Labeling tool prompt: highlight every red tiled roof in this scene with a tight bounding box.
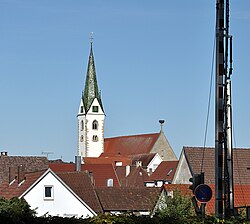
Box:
[0,155,48,185]
[147,161,178,182]
[120,166,149,187]
[0,170,47,199]
[84,156,132,166]
[129,153,157,167]
[104,133,160,156]
[164,184,250,215]
[95,187,162,212]
[57,171,103,213]
[49,163,120,187]
[164,184,192,197]
[184,147,250,184]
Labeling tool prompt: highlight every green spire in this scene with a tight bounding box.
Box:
[82,42,103,112]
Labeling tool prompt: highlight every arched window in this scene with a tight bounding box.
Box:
[92,120,98,130]
[80,120,84,131]
[93,135,98,142]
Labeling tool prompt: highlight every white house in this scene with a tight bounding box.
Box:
[0,168,99,218]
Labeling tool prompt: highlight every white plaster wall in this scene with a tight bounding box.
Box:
[23,172,95,218]
[78,98,105,157]
[147,154,163,173]
[172,152,192,184]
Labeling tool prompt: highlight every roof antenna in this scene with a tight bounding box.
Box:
[159,119,165,132]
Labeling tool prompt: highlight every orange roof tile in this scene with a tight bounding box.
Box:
[95,187,162,212]
[120,166,149,187]
[184,147,250,185]
[164,184,250,215]
[147,161,178,182]
[49,163,120,187]
[57,171,103,213]
[104,133,160,156]
[84,156,131,166]
[0,170,47,199]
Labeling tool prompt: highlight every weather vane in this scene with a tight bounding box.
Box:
[90,32,94,44]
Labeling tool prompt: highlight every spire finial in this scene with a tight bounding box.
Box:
[159,119,165,132]
[90,32,93,45]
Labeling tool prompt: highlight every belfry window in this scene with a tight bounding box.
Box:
[80,120,84,131]
[92,120,98,130]
[93,135,98,142]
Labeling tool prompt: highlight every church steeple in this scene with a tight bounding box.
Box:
[77,34,105,158]
[82,37,103,113]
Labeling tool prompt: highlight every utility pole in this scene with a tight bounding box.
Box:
[215,0,225,218]
[215,0,234,218]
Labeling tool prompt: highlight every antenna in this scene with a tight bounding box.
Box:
[41,151,54,159]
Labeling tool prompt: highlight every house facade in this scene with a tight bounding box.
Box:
[0,168,98,218]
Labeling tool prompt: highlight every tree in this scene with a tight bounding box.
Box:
[157,189,195,223]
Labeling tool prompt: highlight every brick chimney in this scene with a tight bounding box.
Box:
[1,151,8,157]
[18,165,25,184]
[9,167,17,184]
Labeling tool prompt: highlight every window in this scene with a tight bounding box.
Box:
[80,120,84,131]
[93,135,98,142]
[92,120,98,130]
[107,178,113,187]
[44,186,54,200]
[92,106,99,112]
[80,106,84,113]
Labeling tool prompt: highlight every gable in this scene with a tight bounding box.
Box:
[86,98,104,115]
[172,150,192,184]
[150,131,177,161]
[22,170,96,217]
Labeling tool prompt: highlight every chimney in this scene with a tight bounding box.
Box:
[1,151,8,157]
[75,156,82,172]
[18,165,25,184]
[125,165,130,176]
[136,160,142,167]
[88,171,94,185]
[9,167,17,184]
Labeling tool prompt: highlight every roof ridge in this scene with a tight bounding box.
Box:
[105,132,160,140]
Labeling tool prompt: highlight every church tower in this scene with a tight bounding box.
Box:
[77,36,105,158]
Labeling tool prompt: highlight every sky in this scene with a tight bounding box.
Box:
[0,0,250,162]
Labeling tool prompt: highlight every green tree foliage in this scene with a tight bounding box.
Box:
[157,189,195,222]
[0,197,36,223]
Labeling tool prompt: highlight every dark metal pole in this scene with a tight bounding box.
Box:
[215,0,225,218]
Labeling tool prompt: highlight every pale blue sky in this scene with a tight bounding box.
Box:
[0,0,249,161]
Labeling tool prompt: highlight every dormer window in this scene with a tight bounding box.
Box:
[92,120,98,130]
[107,178,113,187]
[92,106,99,113]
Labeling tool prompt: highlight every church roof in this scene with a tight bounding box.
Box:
[82,43,103,112]
[103,133,160,156]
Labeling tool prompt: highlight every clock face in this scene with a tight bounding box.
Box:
[80,135,84,142]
